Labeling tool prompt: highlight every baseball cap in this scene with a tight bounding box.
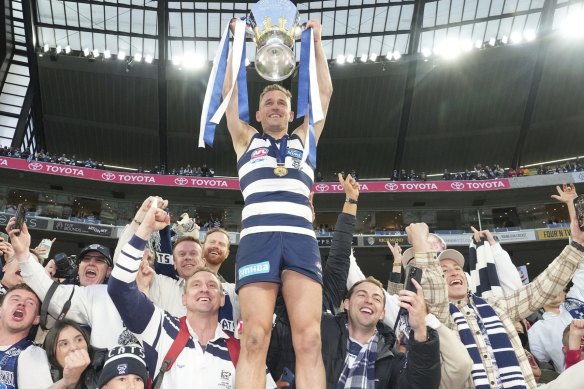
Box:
[97,345,148,388]
[78,244,113,267]
[401,248,415,266]
[437,249,465,268]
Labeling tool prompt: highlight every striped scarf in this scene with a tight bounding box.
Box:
[469,237,503,299]
[337,331,379,389]
[450,295,527,389]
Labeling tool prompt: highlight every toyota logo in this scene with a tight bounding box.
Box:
[174,177,188,186]
[450,182,465,190]
[102,172,116,181]
[28,162,43,171]
[314,184,329,192]
[385,183,399,191]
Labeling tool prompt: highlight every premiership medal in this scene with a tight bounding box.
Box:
[265,134,289,177]
[274,163,288,177]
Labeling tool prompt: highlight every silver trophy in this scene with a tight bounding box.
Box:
[248,0,302,82]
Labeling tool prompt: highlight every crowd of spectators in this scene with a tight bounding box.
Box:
[0,146,215,177]
[3,146,584,182]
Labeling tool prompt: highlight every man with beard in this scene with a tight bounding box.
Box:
[121,198,239,336]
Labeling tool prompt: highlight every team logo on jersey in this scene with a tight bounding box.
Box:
[287,148,303,160]
[251,148,269,159]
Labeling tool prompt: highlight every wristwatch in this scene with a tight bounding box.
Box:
[345,197,358,204]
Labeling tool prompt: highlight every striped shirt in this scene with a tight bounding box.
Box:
[237,132,315,239]
[109,235,276,389]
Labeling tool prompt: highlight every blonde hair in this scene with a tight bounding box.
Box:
[259,84,292,108]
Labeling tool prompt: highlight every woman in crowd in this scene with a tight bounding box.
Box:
[43,319,107,388]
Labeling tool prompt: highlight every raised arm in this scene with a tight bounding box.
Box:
[223,20,256,158]
[322,173,358,312]
[500,185,584,320]
[108,197,171,339]
[294,20,333,144]
[8,218,92,325]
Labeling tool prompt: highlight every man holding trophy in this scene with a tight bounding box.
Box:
[199,1,333,387]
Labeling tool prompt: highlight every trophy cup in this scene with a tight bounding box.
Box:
[248,0,302,82]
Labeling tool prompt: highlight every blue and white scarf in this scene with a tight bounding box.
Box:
[565,297,584,319]
[337,331,378,389]
[450,295,527,389]
[469,237,503,299]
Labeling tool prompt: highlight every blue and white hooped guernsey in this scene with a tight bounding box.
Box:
[237,132,315,239]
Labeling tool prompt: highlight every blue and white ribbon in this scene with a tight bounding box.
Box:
[297,28,324,168]
[199,18,249,148]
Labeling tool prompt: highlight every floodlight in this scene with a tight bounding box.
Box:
[43,44,49,53]
[92,49,99,57]
[103,50,111,59]
[393,51,401,60]
[369,53,377,62]
[117,50,126,60]
[360,53,367,62]
[421,48,431,58]
[56,45,62,54]
[134,53,142,62]
[501,35,509,44]
[83,48,90,56]
[64,45,71,54]
[474,40,483,49]
[385,52,393,60]
[336,54,346,64]
[562,9,584,38]
[346,54,355,63]
[510,32,522,44]
[524,30,536,42]
[145,54,153,64]
[488,37,496,46]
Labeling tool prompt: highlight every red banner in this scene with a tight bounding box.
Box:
[0,157,511,193]
[313,178,510,193]
[0,157,240,190]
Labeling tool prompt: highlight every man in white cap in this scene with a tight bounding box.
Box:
[408,185,584,389]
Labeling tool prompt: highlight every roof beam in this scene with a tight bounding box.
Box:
[392,0,425,172]
[511,0,556,169]
[157,0,168,168]
[20,0,46,152]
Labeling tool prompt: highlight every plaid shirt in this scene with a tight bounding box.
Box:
[417,245,583,389]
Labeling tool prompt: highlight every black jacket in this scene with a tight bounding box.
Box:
[321,314,441,389]
[268,212,355,380]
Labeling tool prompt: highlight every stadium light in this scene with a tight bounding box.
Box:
[103,50,111,59]
[117,50,126,60]
[346,54,355,63]
[336,54,346,64]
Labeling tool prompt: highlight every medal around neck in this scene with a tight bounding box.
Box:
[274,163,289,177]
[248,0,302,81]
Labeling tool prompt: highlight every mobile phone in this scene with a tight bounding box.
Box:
[395,265,423,324]
[38,238,54,260]
[13,204,26,235]
[403,265,422,294]
[574,195,584,231]
[280,367,295,388]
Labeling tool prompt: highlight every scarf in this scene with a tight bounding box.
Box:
[564,297,584,319]
[469,237,503,299]
[337,331,379,389]
[450,294,527,389]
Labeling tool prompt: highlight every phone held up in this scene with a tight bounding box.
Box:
[574,195,584,231]
[280,367,295,388]
[13,204,27,236]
